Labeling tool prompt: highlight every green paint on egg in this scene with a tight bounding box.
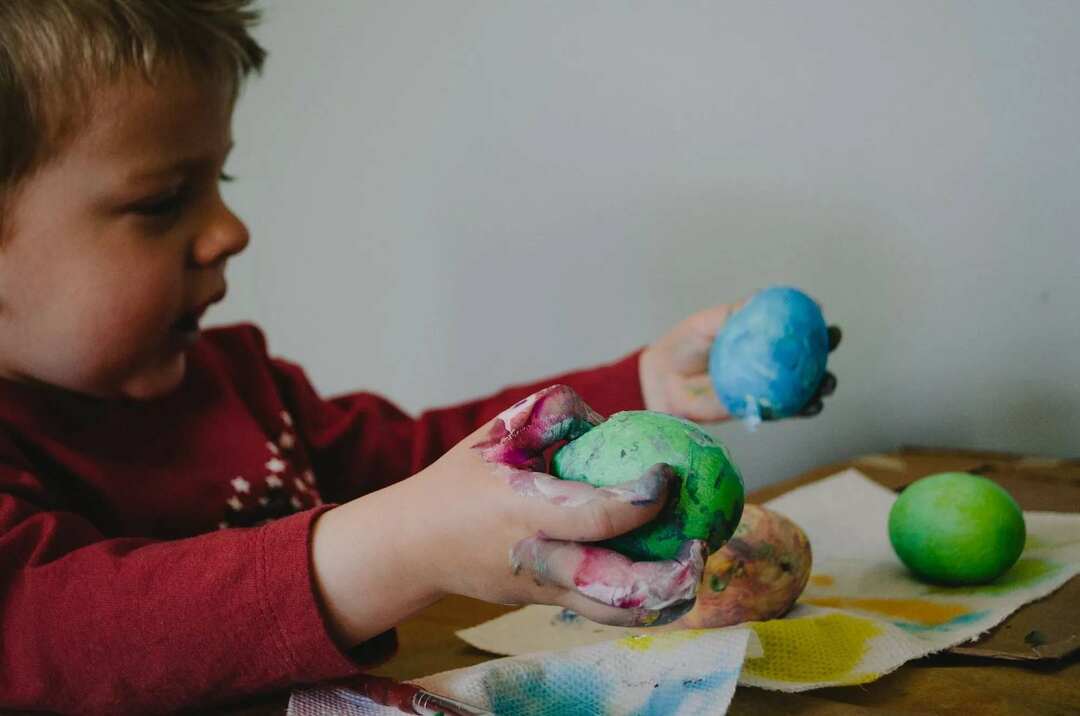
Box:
[550,410,745,561]
[888,472,1026,585]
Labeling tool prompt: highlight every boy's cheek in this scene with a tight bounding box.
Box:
[16,294,179,397]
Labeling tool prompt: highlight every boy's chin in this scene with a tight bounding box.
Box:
[118,354,188,401]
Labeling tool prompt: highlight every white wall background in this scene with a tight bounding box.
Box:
[214,0,1080,492]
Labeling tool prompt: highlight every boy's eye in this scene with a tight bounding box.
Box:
[131,186,188,217]
[127,172,233,219]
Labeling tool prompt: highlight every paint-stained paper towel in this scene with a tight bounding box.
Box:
[458,470,1080,692]
[289,627,750,716]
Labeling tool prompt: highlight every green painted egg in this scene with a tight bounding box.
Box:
[888,472,1026,585]
[550,410,744,561]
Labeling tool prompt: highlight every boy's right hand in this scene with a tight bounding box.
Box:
[312,385,706,648]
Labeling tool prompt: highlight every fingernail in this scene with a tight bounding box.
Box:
[601,464,673,506]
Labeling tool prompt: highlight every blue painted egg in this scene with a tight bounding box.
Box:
[708,286,829,420]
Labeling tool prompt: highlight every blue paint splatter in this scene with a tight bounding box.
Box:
[481,661,610,716]
[894,610,991,633]
[553,609,582,624]
[639,669,738,716]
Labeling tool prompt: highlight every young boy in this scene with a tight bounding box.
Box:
[0,2,837,713]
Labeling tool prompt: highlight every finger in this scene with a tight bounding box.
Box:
[510,537,706,612]
[669,302,748,375]
[507,464,674,541]
[670,374,729,423]
[556,589,697,628]
[818,372,837,397]
[796,372,836,417]
[827,325,842,352]
[472,385,604,468]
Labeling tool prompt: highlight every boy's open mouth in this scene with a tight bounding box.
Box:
[173,312,201,334]
[173,290,225,336]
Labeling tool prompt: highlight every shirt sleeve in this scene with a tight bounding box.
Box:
[0,453,381,715]
[269,349,646,502]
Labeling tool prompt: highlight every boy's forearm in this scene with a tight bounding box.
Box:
[311,478,444,648]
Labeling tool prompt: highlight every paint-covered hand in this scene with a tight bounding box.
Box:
[310,385,706,649]
[423,385,706,627]
[640,302,841,422]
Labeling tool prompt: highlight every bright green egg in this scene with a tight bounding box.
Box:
[550,410,744,561]
[888,472,1026,585]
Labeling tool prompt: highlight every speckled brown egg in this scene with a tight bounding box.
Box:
[673,504,812,628]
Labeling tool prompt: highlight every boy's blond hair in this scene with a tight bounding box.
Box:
[0,0,266,234]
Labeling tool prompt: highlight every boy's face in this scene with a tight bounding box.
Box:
[0,71,248,400]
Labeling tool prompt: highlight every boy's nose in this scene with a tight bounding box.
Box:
[192,200,250,266]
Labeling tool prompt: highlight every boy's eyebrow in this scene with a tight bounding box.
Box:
[125,142,235,182]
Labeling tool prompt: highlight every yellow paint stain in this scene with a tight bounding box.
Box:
[618,629,707,652]
[929,558,1060,595]
[802,597,968,626]
[743,613,881,684]
[808,574,835,587]
[1024,535,1047,549]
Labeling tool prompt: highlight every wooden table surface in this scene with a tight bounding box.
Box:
[213,448,1080,714]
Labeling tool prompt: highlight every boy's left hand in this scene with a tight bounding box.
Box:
[639,301,841,423]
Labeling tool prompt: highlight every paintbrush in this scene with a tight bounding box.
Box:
[341,674,493,716]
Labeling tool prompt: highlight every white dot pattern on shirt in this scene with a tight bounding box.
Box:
[216,409,322,529]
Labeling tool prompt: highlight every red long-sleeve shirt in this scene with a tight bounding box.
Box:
[0,323,645,714]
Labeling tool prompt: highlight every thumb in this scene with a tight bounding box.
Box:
[510,463,677,542]
[687,300,747,340]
